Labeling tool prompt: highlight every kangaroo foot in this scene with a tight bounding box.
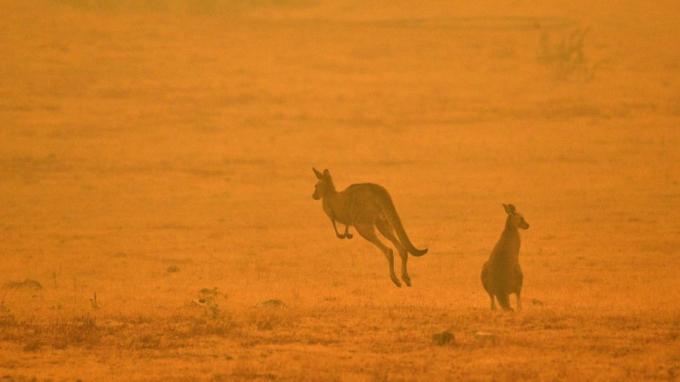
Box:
[390,275,402,288]
[402,274,412,287]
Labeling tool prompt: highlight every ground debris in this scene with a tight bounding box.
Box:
[474,331,499,345]
[3,279,43,290]
[432,330,455,345]
[199,287,219,296]
[166,265,180,273]
[260,299,285,308]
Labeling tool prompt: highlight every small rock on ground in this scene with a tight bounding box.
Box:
[260,299,285,308]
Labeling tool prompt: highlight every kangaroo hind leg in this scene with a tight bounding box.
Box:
[355,222,401,288]
[343,225,353,239]
[376,218,410,287]
[515,267,523,312]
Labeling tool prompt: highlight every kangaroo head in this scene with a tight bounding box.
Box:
[312,168,334,200]
[503,203,529,230]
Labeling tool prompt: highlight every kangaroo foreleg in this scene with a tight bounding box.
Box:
[343,225,353,239]
[331,219,348,239]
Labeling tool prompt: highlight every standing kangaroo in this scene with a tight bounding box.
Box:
[481,204,529,311]
[312,168,428,287]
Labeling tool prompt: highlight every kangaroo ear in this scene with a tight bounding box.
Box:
[503,204,516,214]
[323,169,330,178]
[313,168,323,179]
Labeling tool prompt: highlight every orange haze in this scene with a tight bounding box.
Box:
[1,0,680,380]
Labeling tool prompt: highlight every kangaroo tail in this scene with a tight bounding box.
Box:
[380,194,428,257]
[496,293,513,311]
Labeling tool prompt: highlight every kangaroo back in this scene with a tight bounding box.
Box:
[379,193,428,256]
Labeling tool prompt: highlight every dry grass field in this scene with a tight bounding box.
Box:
[1,0,680,380]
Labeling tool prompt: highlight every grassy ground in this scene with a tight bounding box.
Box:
[1,0,680,380]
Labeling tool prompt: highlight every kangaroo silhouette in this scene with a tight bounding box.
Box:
[481,204,529,311]
[312,168,427,287]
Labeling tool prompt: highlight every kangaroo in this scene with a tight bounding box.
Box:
[312,168,428,287]
[481,204,529,311]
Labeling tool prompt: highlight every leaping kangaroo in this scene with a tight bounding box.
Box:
[312,168,428,287]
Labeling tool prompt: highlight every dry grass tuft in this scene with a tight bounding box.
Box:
[537,27,599,81]
[166,265,180,273]
[432,330,455,345]
[8,316,103,350]
[2,279,43,290]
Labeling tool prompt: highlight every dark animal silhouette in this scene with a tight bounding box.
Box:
[481,204,529,311]
[312,168,427,287]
